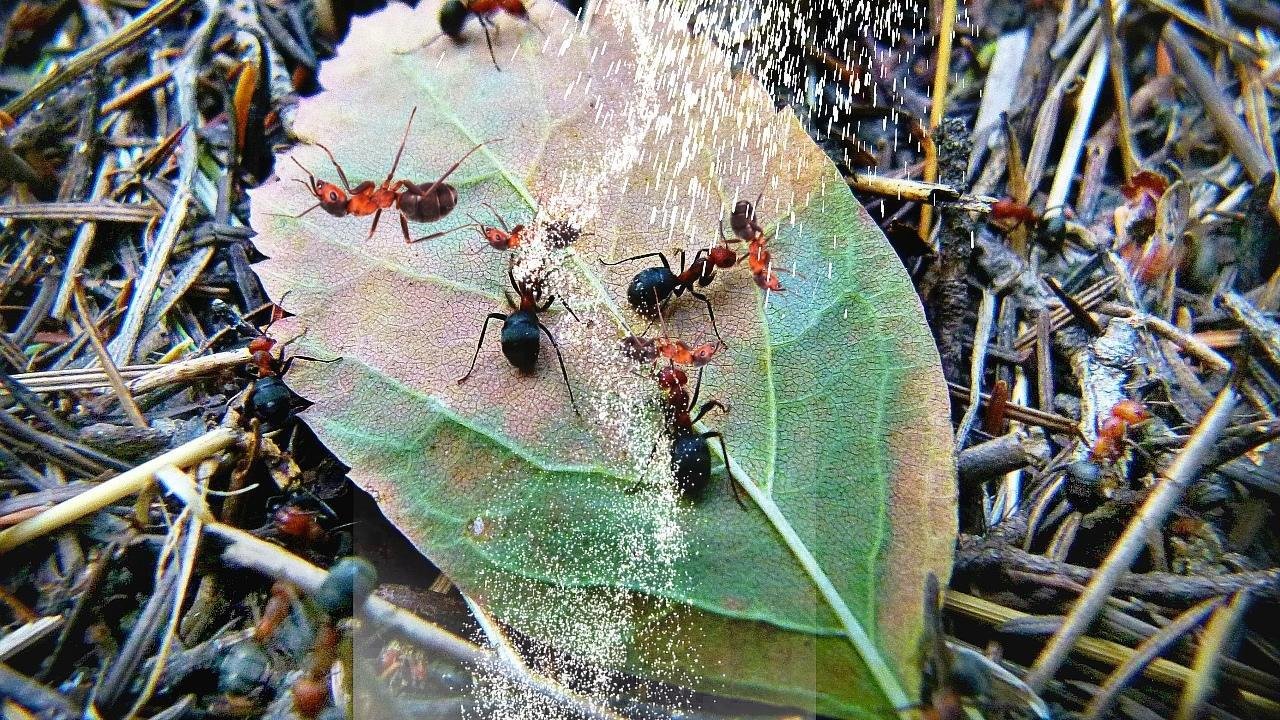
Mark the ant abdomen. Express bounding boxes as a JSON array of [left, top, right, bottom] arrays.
[[670, 432, 712, 498], [400, 182, 459, 224], [627, 267, 676, 316], [500, 312, 541, 372]]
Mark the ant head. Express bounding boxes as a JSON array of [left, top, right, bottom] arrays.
[[439, 0, 469, 38], [689, 341, 721, 366], [1112, 399, 1150, 424], [733, 200, 755, 219], [290, 157, 349, 217], [248, 336, 277, 355]]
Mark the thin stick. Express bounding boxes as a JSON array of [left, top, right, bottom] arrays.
[[1084, 597, 1224, 719], [1161, 24, 1271, 185], [1176, 591, 1251, 720], [2, 0, 196, 119], [1044, 41, 1108, 220], [919, 0, 958, 240], [1100, 0, 1139, 179], [72, 278, 148, 428], [0, 428, 239, 554], [1024, 385, 1240, 691]]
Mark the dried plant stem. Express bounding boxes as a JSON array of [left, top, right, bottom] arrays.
[[0, 428, 239, 553], [1100, 0, 1139, 179], [0, 201, 158, 224], [1024, 385, 1240, 692], [209, 524, 627, 720], [847, 173, 998, 211], [919, 0, 958, 240], [2, 0, 197, 119], [107, 0, 215, 365], [1084, 597, 1224, 719], [71, 278, 148, 428], [1046, 42, 1108, 218], [1161, 25, 1271, 185], [1176, 591, 1251, 719], [948, 590, 1280, 715]]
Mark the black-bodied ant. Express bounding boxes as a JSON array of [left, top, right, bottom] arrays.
[[408, 0, 542, 71], [914, 572, 991, 720], [242, 320, 337, 429], [599, 238, 736, 344], [653, 362, 746, 508], [457, 266, 579, 412]]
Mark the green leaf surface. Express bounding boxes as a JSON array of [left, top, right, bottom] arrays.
[[247, 2, 956, 717]]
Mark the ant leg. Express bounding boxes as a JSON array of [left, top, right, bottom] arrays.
[[274, 202, 322, 220], [479, 202, 509, 232], [690, 400, 728, 425], [625, 438, 661, 494], [457, 313, 507, 383], [414, 141, 495, 203], [278, 354, 342, 375], [382, 107, 417, 185], [701, 431, 747, 510], [367, 209, 383, 239], [557, 296, 580, 322], [408, 220, 482, 244], [480, 18, 501, 71], [689, 366, 705, 408], [537, 322, 579, 415], [687, 288, 727, 347], [599, 252, 671, 270]]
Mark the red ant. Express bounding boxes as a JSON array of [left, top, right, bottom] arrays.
[[1091, 399, 1151, 462], [436, 0, 542, 71], [468, 203, 526, 251], [622, 301, 722, 367], [286, 107, 491, 244], [725, 194, 787, 292], [243, 315, 337, 429], [989, 197, 1038, 229], [457, 265, 579, 412]]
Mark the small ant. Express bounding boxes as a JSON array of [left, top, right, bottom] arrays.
[[468, 204, 526, 251], [651, 362, 746, 507], [432, 0, 542, 71], [1091, 398, 1151, 462], [989, 197, 1038, 229], [916, 572, 990, 720], [622, 301, 722, 367], [286, 107, 490, 244], [457, 265, 580, 412], [726, 194, 786, 292]]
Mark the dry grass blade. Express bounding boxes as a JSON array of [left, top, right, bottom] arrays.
[[1084, 597, 1224, 719], [0, 202, 161, 223], [1176, 591, 1252, 720]]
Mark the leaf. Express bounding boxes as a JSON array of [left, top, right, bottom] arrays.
[[246, 1, 956, 717]]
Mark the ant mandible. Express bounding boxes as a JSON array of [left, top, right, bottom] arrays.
[[287, 107, 490, 245], [428, 0, 542, 71], [457, 265, 580, 413]]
